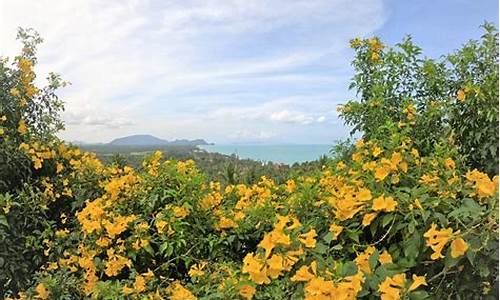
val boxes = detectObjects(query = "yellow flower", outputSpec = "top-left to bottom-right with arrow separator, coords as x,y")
285,179 -> 296,193
372,146 -> 383,157
355,139 -> 365,149
267,254 -> 285,279
423,224 -> 454,260
378,250 -> 392,264
408,274 -> 427,292
287,216 -> 302,230
357,188 -> 372,201
444,158 -> 456,170
457,89 -> 466,102
215,216 -> 238,230
103,215 -> 136,239
18,119 -> 27,134
35,283 -> 50,299
258,228 -> 291,258
355,246 -> 375,274
329,223 -> 343,240
104,254 -> 131,277
299,229 -> 317,248
336,161 -> 346,170
33,158 -> 43,169
123,286 -> 135,295
283,248 -> 303,271
0,128 -> 4,136
239,284 -> 256,300
242,253 -> 270,285
450,237 -> 469,258
352,152 -> 363,163
171,205 -> 190,219
374,166 -> 390,181
414,199 -> 423,210
349,38 -> 362,48
188,262 -> 207,277
372,196 -> 397,212
10,87 -> 20,97
134,275 -> 146,293
167,282 -> 197,300
379,274 -> 406,300
362,213 -> 377,227
290,265 -> 315,282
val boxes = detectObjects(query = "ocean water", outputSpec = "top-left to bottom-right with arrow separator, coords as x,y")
199,144 -> 332,165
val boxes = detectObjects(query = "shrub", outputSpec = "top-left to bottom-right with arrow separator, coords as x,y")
340,23 -> 499,176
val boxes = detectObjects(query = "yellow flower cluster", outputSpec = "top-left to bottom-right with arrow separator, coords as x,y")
424,223 -> 469,260
378,273 -> 426,300
19,142 -> 55,169
242,215 -> 305,284
465,169 -> 499,199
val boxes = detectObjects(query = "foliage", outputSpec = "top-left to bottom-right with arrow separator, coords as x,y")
0,27 -> 499,300
340,23 -> 499,175
80,144 -> 319,186
0,28 -> 66,193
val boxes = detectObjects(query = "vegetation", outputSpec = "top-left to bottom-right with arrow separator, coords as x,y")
340,23 -> 499,175
80,144 -> 327,186
0,25 -> 498,300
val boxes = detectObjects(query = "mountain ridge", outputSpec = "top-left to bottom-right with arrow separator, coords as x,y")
108,134 -> 210,146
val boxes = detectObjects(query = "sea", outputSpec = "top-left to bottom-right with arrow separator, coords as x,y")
198,144 -> 332,165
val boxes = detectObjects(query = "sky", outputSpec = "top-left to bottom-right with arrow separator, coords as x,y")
0,0 -> 498,144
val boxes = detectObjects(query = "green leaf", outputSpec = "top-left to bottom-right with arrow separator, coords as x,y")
369,249 -> 380,271
0,214 -> 8,228
340,261 -> 358,277
322,232 -> 333,243
409,290 -> 430,300
314,242 -> 328,254
382,214 -> 393,227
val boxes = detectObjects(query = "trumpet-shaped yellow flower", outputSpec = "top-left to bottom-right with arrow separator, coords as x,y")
242,253 -> 270,285
35,283 -> 50,299
291,265 -> 315,282
266,254 -> 285,279
239,284 -> 256,300
408,274 -> 427,292
374,166 -> 390,181
378,250 -> 393,265
355,246 -> 375,274
423,223 -> 454,260
372,196 -> 397,212
299,229 -> 317,248
167,282 -> 197,300
450,237 -> 469,258
378,273 -> 406,300
329,223 -> 343,240
362,213 -> 377,227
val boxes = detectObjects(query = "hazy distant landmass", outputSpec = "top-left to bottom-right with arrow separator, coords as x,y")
108,134 -> 211,146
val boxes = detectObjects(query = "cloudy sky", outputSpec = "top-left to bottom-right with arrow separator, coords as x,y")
0,0 -> 498,144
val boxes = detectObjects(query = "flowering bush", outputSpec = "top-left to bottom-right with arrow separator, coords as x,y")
340,23 -> 499,176
1,28 -> 498,299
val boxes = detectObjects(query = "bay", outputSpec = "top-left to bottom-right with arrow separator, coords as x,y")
199,144 -> 332,165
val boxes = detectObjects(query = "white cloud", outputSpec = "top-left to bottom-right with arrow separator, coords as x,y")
0,0 -> 387,143
228,130 -> 276,140
270,110 -> 315,125
316,116 -> 326,123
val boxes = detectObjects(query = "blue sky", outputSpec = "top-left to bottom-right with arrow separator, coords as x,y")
0,0 -> 498,144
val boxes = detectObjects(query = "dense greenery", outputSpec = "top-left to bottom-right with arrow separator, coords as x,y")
80,144 -> 327,186
340,23 -> 499,176
0,26 -> 498,300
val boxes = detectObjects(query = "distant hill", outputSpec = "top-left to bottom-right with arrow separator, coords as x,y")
109,134 -> 210,146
